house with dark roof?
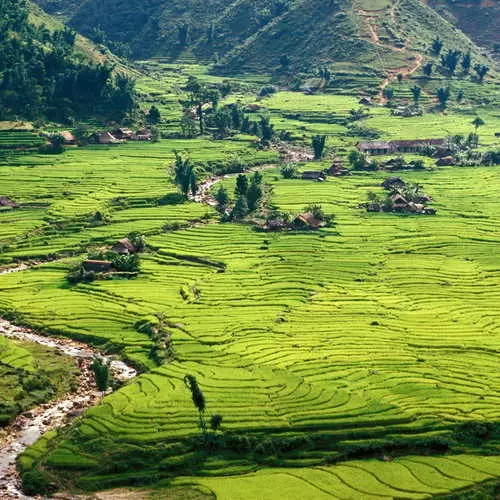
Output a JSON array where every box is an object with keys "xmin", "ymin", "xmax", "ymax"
[
  {"xmin": 113, "ymin": 238, "xmax": 137, "ymax": 255},
  {"xmin": 301, "ymin": 171, "xmax": 326, "ymax": 181},
  {"xmin": 89, "ymin": 132, "xmax": 121, "ymax": 145},
  {"xmin": 292, "ymin": 212, "xmax": 324, "ymax": 230},
  {"xmin": 82, "ymin": 260, "xmax": 113, "ymax": 273},
  {"xmin": 358, "ymin": 141, "xmax": 392, "ymax": 155},
  {"xmin": 358, "ymin": 139, "xmax": 445, "ymax": 155}
]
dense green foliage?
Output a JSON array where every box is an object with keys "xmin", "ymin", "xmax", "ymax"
[{"xmin": 0, "ymin": 0, "xmax": 135, "ymax": 122}]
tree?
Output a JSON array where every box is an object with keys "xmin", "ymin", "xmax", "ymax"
[
  {"xmin": 184, "ymin": 375, "xmax": 206, "ymax": 432},
  {"xmin": 440, "ymin": 49, "xmax": 461, "ymax": 75},
  {"xmin": 180, "ymin": 113, "xmax": 198, "ymax": 138},
  {"xmin": 423, "ymin": 63, "xmax": 433, "ymax": 77},
  {"xmin": 280, "ymin": 164, "xmax": 297, "ymax": 179},
  {"xmin": 471, "ymin": 116, "xmax": 485, "ymax": 132},
  {"xmin": 214, "ymin": 185, "xmax": 229, "ymax": 213},
  {"xmin": 247, "ymin": 174, "xmax": 263, "ymax": 212},
  {"xmin": 91, "ymin": 357, "xmax": 110, "ymax": 394},
  {"xmin": 474, "ymin": 64, "xmax": 489, "ymax": 83},
  {"xmin": 230, "ymin": 196, "xmax": 248, "ymax": 220},
  {"xmin": 397, "ymin": 73, "xmax": 403, "ymax": 84},
  {"xmin": 259, "ymin": 116, "xmax": 275, "ymax": 143},
  {"xmin": 235, "ymin": 174, "xmax": 249, "ymax": 197},
  {"xmin": 432, "ymin": 37, "xmax": 443, "ymax": 56},
  {"xmin": 147, "ymin": 105, "xmax": 161, "ymax": 125},
  {"xmin": 280, "ymin": 54, "xmax": 291, "ymax": 68},
  {"xmin": 461, "ymin": 52, "xmax": 471, "ymax": 74},
  {"xmin": 183, "ymin": 76, "xmax": 220, "ymax": 133},
  {"xmin": 411, "ymin": 85, "xmax": 421, "ymax": 104},
  {"xmin": 150, "ymin": 126, "xmax": 161, "ymax": 142},
  {"xmin": 457, "ymin": 90, "xmax": 464, "ymax": 103},
  {"xmin": 312, "ymin": 135, "xmax": 327, "ymax": 160},
  {"xmin": 210, "ymin": 414, "xmax": 223, "ymax": 432},
  {"xmin": 173, "ymin": 152, "xmax": 197, "ymax": 198},
  {"xmin": 348, "ymin": 150, "xmax": 368, "ymax": 170},
  {"xmin": 437, "ymin": 87, "xmax": 451, "ymax": 108}
]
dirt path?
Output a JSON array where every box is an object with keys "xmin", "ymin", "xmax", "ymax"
[
  {"xmin": 356, "ymin": 0, "xmax": 424, "ymax": 101},
  {"xmin": 0, "ymin": 266, "xmax": 137, "ymax": 499}
]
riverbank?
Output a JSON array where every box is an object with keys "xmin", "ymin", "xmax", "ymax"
[{"xmin": 0, "ymin": 318, "xmax": 137, "ymax": 499}]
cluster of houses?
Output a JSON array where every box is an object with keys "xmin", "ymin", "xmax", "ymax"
[
  {"xmin": 357, "ymin": 139, "xmax": 444, "ymax": 156},
  {"xmin": 56, "ymin": 128, "xmax": 153, "ymax": 146},
  {"xmin": 364, "ymin": 177, "xmax": 436, "ymax": 216}
]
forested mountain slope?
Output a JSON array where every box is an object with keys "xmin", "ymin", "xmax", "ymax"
[
  {"xmin": 32, "ymin": 0, "xmax": 492, "ymax": 74},
  {"xmin": 426, "ymin": 0, "xmax": 499, "ymax": 55},
  {"xmin": 0, "ymin": 0, "xmax": 135, "ymax": 122}
]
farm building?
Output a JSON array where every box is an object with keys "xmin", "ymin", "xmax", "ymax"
[
  {"xmin": 89, "ymin": 132, "xmax": 121, "ymax": 145},
  {"xmin": 82, "ymin": 260, "xmax": 113, "ymax": 273},
  {"xmin": 112, "ymin": 128, "xmax": 135, "ymax": 140},
  {"xmin": 327, "ymin": 159, "xmax": 350, "ymax": 176},
  {"xmin": 391, "ymin": 194, "xmax": 408, "ymax": 210},
  {"xmin": 358, "ymin": 139, "xmax": 444, "ymax": 155},
  {"xmin": 293, "ymin": 212, "xmax": 324, "ymax": 229},
  {"xmin": 358, "ymin": 141, "xmax": 392, "ymax": 155},
  {"xmin": 133, "ymin": 129, "xmax": 152, "ymax": 141},
  {"xmin": 113, "ymin": 238, "xmax": 137, "ymax": 255},
  {"xmin": 302, "ymin": 171, "xmax": 326, "ymax": 181},
  {"xmin": 60, "ymin": 131, "xmax": 76, "ymax": 145}
]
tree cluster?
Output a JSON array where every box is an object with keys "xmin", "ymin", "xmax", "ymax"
[{"xmin": 0, "ymin": 0, "xmax": 136, "ymax": 122}]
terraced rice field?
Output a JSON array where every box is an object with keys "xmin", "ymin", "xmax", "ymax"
[
  {"xmin": 173, "ymin": 454, "xmax": 500, "ymax": 499},
  {"xmin": 0, "ymin": 77, "xmax": 499, "ymax": 495}
]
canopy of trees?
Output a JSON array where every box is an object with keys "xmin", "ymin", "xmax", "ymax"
[{"xmin": 0, "ymin": 0, "xmax": 136, "ymax": 122}]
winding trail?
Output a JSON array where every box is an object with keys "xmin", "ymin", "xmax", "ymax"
[
  {"xmin": 0, "ymin": 268, "xmax": 137, "ymax": 499},
  {"xmin": 355, "ymin": 0, "xmax": 424, "ymax": 101}
]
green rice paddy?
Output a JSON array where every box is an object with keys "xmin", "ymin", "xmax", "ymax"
[{"xmin": 1, "ymin": 65, "xmax": 499, "ymax": 496}]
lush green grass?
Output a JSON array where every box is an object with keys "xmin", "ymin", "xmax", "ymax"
[
  {"xmin": 0, "ymin": 336, "xmax": 78, "ymax": 425},
  {"xmin": 171, "ymin": 455, "xmax": 500, "ymax": 499},
  {"xmin": 1, "ymin": 68, "xmax": 499, "ymax": 496}
]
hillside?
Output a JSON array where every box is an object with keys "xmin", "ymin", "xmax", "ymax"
[
  {"xmin": 0, "ymin": 0, "xmax": 135, "ymax": 122},
  {"xmin": 33, "ymin": 0, "xmax": 491, "ymax": 75},
  {"xmin": 426, "ymin": 0, "xmax": 500, "ymax": 55}
]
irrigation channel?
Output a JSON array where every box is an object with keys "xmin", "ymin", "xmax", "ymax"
[{"xmin": 0, "ymin": 267, "xmax": 137, "ymax": 498}]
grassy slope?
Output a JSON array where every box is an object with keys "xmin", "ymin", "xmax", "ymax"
[
  {"xmin": 426, "ymin": 0, "xmax": 500, "ymax": 53},
  {"xmin": 32, "ymin": 0, "xmax": 493, "ymax": 75},
  {"xmin": 27, "ymin": 1, "xmax": 135, "ymax": 75},
  {"xmin": 0, "ymin": 336, "xmax": 78, "ymax": 425}
]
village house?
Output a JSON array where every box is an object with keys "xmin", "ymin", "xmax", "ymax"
[
  {"xmin": 60, "ymin": 131, "xmax": 76, "ymax": 145},
  {"xmin": 112, "ymin": 128, "xmax": 135, "ymax": 140},
  {"xmin": 0, "ymin": 196, "xmax": 18, "ymax": 209},
  {"xmin": 292, "ymin": 212, "xmax": 324, "ymax": 230},
  {"xmin": 133, "ymin": 129, "xmax": 152, "ymax": 141},
  {"xmin": 391, "ymin": 194, "xmax": 408, "ymax": 211},
  {"xmin": 358, "ymin": 97, "xmax": 372, "ymax": 106},
  {"xmin": 112, "ymin": 238, "xmax": 137, "ymax": 255},
  {"xmin": 358, "ymin": 139, "xmax": 445, "ymax": 155},
  {"xmin": 82, "ymin": 260, "xmax": 113, "ymax": 273},
  {"xmin": 301, "ymin": 171, "xmax": 326, "ymax": 181},
  {"xmin": 327, "ymin": 159, "xmax": 350, "ymax": 177},
  {"xmin": 358, "ymin": 141, "xmax": 392, "ymax": 155},
  {"xmin": 89, "ymin": 132, "xmax": 121, "ymax": 145}
]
